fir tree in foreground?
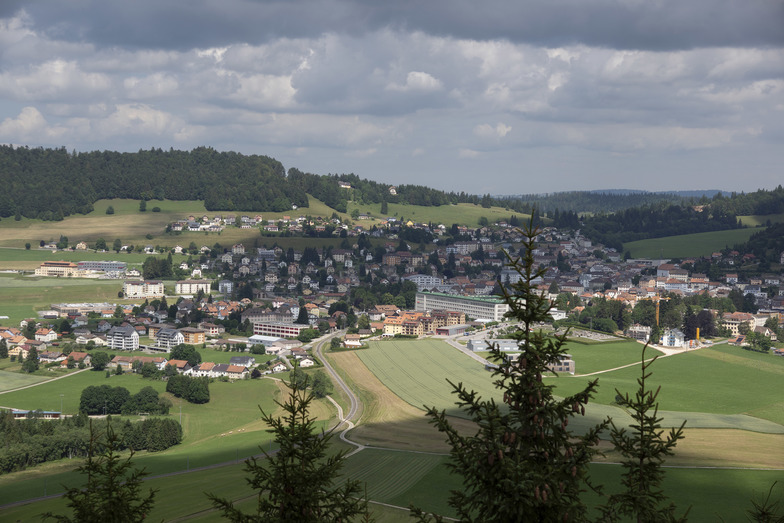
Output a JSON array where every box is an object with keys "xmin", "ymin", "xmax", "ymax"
[
  {"xmin": 208, "ymin": 371, "xmax": 369, "ymax": 522},
  {"xmin": 42, "ymin": 420, "xmax": 156, "ymax": 523},
  {"xmin": 600, "ymin": 345, "xmax": 689, "ymax": 522},
  {"xmin": 412, "ymin": 215, "xmax": 609, "ymax": 522}
]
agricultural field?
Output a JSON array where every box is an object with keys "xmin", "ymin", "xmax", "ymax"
[
  {"xmin": 0, "ymin": 274, "xmax": 125, "ymax": 325},
  {"xmin": 552, "ymin": 343, "xmax": 784, "ymax": 428},
  {"xmin": 623, "ymin": 227, "xmax": 761, "ymax": 258},
  {"xmin": 346, "ymin": 200, "xmax": 529, "ymax": 228}
]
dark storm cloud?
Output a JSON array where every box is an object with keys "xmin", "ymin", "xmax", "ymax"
[{"xmin": 13, "ymin": 0, "xmax": 784, "ymax": 52}]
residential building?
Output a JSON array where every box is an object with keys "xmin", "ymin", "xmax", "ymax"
[
  {"xmin": 123, "ymin": 280, "xmax": 165, "ymax": 299},
  {"xmin": 155, "ymin": 328, "xmax": 185, "ymax": 350},
  {"xmin": 107, "ymin": 325, "xmax": 139, "ymax": 351},
  {"xmin": 175, "ymin": 279, "xmax": 212, "ymax": 295},
  {"xmin": 179, "ymin": 327, "xmax": 206, "ymax": 345}
]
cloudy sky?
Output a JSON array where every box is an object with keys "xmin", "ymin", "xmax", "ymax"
[{"xmin": 1, "ymin": 1, "xmax": 782, "ymax": 195}]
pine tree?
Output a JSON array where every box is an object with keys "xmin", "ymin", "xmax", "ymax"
[
  {"xmin": 600, "ymin": 345, "xmax": 688, "ymax": 522},
  {"xmin": 412, "ymin": 214, "xmax": 608, "ymax": 522},
  {"xmin": 208, "ymin": 373, "xmax": 369, "ymax": 522},
  {"xmin": 42, "ymin": 420, "xmax": 156, "ymax": 522}
]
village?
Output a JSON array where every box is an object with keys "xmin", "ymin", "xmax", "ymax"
[{"xmin": 5, "ymin": 215, "xmax": 784, "ymax": 383}]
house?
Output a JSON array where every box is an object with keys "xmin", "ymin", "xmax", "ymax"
[
  {"xmin": 110, "ymin": 355, "xmax": 167, "ymax": 372},
  {"xmin": 226, "ymin": 365, "xmax": 249, "ymax": 380},
  {"xmin": 190, "ymin": 361, "xmax": 216, "ymax": 377},
  {"xmin": 229, "ymin": 356, "xmax": 256, "ymax": 367},
  {"xmin": 62, "ymin": 352, "xmax": 91, "ymax": 367},
  {"xmin": 659, "ymin": 328, "xmax": 686, "ymax": 348},
  {"xmin": 179, "ymin": 327, "xmax": 206, "ymax": 345},
  {"xmin": 299, "ymin": 357, "xmax": 316, "ymax": 368},
  {"xmin": 39, "ymin": 351, "xmax": 66, "ymax": 363},
  {"xmin": 35, "ymin": 328, "xmax": 58, "ymax": 342},
  {"xmin": 166, "ymin": 359, "xmax": 192, "ymax": 374},
  {"xmin": 343, "ymin": 334, "xmax": 362, "ymax": 348},
  {"xmin": 270, "ymin": 361, "xmax": 287, "ymax": 373}
]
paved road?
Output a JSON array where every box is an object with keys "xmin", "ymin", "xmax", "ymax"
[{"xmin": 312, "ymin": 330, "xmax": 366, "ymax": 455}]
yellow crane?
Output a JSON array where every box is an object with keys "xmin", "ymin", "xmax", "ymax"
[{"xmin": 639, "ymin": 295, "xmax": 671, "ymax": 326}]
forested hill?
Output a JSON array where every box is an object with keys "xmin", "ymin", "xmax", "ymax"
[{"xmin": 0, "ymin": 146, "xmax": 304, "ymax": 219}]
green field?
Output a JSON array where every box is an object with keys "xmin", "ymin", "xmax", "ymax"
[
  {"xmin": 0, "ymin": 274, "xmax": 126, "ymax": 324},
  {"xmin": 738, "ymin": 213, "xmax": 784, "ymax": 227},
  {"xmin": 357, "ymin": 338, "xmax": 501, "ymax": 417},
  {"xmin": 357, "ymin": 338, "xmax": 784, "ymax": 434},
  {"xmin": 552, "ymin": 344, "xmax": 784, "ymax": 428},
  {"xmin": 624, "ymin": 227, "xmax": 761, "ymax": 258},
  {"xmin": 0, "ymin": 369, "xmax": 51, "ymax": 392},
  {"xmin": 347, "ymin": 200, "xmax": 529, "ymax": 228}
]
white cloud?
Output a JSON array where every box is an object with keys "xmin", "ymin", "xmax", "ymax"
[
  {"xmin": 387, "ymin": 71, "xmax": 443, "ymax": 92},
  {"xmin": 474, "ymin": 123, "xmax": 512, "ymax": 138}
]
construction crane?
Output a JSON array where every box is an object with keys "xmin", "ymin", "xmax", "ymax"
[{"xmin": 638, "ymin": 295, "xmax": 671, "ymax": 326}]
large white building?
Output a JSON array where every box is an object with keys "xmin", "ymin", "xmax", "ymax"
[
  {"xmin": 252, "ymin": 322, "xmax": 310, "ymax": 338},
  {"xmin": 175, "ymin": 279, "xmax": 212, "ymax": 295},
  {"xmin": 123, "ymin": 280, "xmax": 165, "ymax": 299},
  {"xmin": 107, "ymin": 325, "xmax": 139, "ymax": 351},
  {"xmin": 415, "ymin": 292, "xmax": 509, "ymax": 322}
]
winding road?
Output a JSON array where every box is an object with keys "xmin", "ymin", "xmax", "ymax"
[{"xmin": 312, "ymin": 330, "xmax": 366, "ymax": 455}]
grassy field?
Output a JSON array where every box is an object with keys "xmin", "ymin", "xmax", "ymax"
[
  {"xmin": 347, "ymin": 200, "xmax": 528, "ymax": 228},
  {"xmin": 0, "ymin": 274, "xmax": 125, "ymax": 324},
  {"xmin": 0, "ymin": 368, "xmax": 338, "ymax": 507},
  {"xmin": 0, "ymin": 195, "xmax": 523, "ymax": 253},
  {"xmin": 326, "ymin": 349, "xmax": 477, "ymax": 452},
  {"xmin": 357, "ymin": 338, "xmax": 501, "ymax": 418},
  {"xmin": 624, "ymin": 227, "xmax": 761, "ymax": 258},
  {"xmin": 738, "ymin": 213, "xmax": 784, "ymax": 227},
  {"xmin": 552, "ymin": 344, "xmax": 784, "ymax": 427},
  {"xmin": 478, "ymin": 339, "xmax": 659, "ymax": 375}
]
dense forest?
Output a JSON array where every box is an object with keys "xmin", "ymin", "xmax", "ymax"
[{"xmin": 0, "ymin": 145, "xmax": 304, "ymax": 219}]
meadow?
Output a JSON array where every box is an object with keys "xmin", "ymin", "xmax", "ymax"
[
  {"xmin": 624, "ymin": 227, "xmax": 761, "ymax": 258},
  {"xmin": 737, "ymin": 213, "xmax": 784, "ymax": 227},
  {"xmin": 0, "ymin": 274, "xmax": 125, "ymax": 324}
]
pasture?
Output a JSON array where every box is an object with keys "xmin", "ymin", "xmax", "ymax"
[
  {"xmin": 624, "ymin": 227, "xmax": 761, "ymax": 258},
  {"xmin": 0, "ymin": 274, "xmax": 124, "ymax": 324},
  {"xmin": 347, "ymin": 200, "xmax": 528, "ymax": 228},
  {"xmin": 0, "ymin": 368, "xmax": 338, "ymax": 508},
  {"xmin": 552, "ymin": 344, "xmax": 784, "ymax": 427}
]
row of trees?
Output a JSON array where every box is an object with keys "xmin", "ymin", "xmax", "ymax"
[{"xmin": 0, "ymin": 412, "xmax": 181, "ymax": 475}]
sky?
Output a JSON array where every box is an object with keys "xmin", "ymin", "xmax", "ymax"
[{"xmin": 0, "ymin": 1, "xmax": 782, "ymax": 196}]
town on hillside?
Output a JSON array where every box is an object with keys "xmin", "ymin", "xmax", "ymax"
[{"xmin": 8, "ymin": 217, "xmax": 784, "ymax": 379}]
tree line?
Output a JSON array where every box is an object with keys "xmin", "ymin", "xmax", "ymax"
[{"xmin": 0, "ymin": 410, "xmax": 181, "ymax": 474}]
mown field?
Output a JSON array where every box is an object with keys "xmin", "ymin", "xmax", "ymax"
[
  {"xmin": 552, "ymin": 343, "xmax": 784, "ymax": 427},
  {"xmin": 624, "ymin": 227, "xmax": 761, "ymax": 258},
  {"xmin": 738, "ymin": 213, "xmax": 784, "ymax": 227},
  {"xmin": 0, "ymin": 274, "xmax": 127, "ymax": 324}
]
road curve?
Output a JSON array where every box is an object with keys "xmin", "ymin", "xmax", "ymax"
[{"xmin": 312, "ymin": 330, "xmax": 365, "ymax": 454}]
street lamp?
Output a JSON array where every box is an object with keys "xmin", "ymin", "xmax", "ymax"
[{"xmin": 60, "ymin": 394, "xmax": 64, "ymax": 415}]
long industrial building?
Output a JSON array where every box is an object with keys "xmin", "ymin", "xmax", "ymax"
[{"xmin": 415, "ymin": 292, "xmax": 509, "ymax": 322}]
